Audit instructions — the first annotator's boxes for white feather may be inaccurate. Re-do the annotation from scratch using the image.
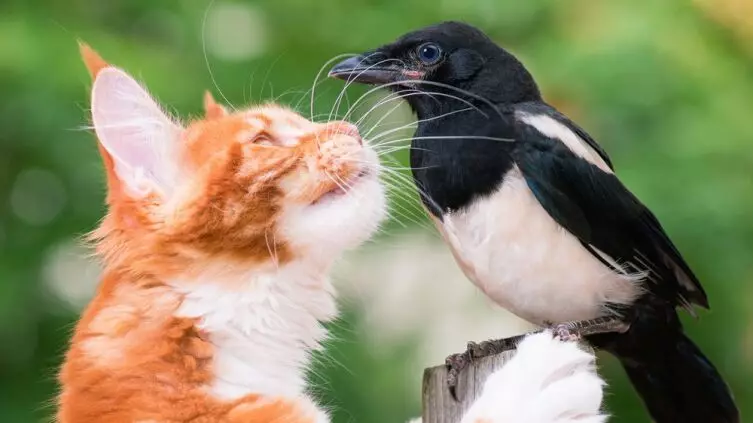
[437,166,643,324]
[516,112,613,174]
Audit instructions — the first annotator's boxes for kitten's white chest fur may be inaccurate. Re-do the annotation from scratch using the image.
[170,262,336,400]
[436,167,641,325]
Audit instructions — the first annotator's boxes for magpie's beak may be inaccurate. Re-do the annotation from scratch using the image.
[328,55,402,85]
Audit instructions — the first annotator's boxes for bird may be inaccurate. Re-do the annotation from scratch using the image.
[329,21,739,423]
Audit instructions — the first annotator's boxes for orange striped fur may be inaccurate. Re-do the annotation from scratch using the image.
[57,44,386,423]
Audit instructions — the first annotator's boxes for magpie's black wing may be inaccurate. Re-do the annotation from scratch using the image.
[512,123,708,310]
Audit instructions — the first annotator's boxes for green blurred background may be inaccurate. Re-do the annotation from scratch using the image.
[1,0,752,422]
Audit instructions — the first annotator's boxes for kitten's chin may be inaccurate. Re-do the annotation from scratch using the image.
[310,168,373,206]
[281,170,386,260]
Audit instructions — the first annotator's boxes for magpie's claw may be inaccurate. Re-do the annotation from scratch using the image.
[445,350,470,401]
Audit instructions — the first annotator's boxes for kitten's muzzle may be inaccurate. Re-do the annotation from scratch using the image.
[322,121,362,145]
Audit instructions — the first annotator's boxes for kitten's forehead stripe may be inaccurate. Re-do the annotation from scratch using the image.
[244,117,267,128]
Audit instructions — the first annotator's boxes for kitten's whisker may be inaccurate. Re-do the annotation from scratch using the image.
[365,122,416,143]
[340,160,406,176]
[368,107,475,146]
[355,91,419,139]
[259,53,285,101]
[244,67,258,104]
[201,0,233,109]
[348,88,442,129]
[329,53,387,122]
[343,71,416,126]
[336,57,410,122]
[370,166,435,230]
[353,89,413,129]
[345,89,486,151]
[376,166,416,187]
[293,85,329,117]
[327,172,393,230]
[346,89,428,145]
[338,80,488,127]
[272,89,309,104]
[384,196,432,230]
[362,90,481,127]
[373,181,422,229]
[374,135,515,149]
[329,57,403,124]
[373,145,433,155]
[325,158,427,229]
[334,173,356,192]
[324,171,352,194]
[309,53,361,121]
[378,154,443,217]
[385,79,504,120]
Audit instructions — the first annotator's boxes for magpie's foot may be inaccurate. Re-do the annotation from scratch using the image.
[445,348,471,401]
[552,322,582,342]
[546,316,631,342]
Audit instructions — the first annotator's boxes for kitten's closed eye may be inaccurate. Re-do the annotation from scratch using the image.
[253,132,275,146]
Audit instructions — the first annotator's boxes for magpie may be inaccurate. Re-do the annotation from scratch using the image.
[329,21,739,423]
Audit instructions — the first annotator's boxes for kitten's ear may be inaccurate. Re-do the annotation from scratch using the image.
[90,67,183,197]
[79,41,109,78]
[203,91,227,119]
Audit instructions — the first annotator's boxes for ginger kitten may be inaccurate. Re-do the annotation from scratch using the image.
[58,44,385,422]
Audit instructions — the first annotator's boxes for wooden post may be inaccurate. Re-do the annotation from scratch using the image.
[421,350,517,423]
[421,336,597,423]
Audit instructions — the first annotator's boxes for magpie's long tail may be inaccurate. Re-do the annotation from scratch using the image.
[590,313,739,423]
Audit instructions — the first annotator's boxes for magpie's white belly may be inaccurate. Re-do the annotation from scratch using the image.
[435,167,642,325]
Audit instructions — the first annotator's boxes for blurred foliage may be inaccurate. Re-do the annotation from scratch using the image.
[1,0,752,422]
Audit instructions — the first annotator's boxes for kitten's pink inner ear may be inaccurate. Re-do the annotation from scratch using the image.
[91,68,183,196]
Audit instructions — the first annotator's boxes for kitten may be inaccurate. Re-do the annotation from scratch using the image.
[58,44,607,423]
[58,44,386,422]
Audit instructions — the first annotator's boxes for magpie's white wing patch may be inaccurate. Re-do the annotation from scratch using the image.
[516,112,613,174]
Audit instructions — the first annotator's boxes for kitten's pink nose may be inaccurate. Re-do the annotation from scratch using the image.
[325,121,362,145]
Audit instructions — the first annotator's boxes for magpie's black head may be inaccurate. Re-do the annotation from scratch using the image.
[329,21,541,115]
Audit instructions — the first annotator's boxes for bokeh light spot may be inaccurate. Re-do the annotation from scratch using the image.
[10,168,67,226]
[43,240,101,311]
[205,2,268,62]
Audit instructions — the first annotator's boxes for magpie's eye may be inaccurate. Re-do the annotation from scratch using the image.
[416,43,442,65]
